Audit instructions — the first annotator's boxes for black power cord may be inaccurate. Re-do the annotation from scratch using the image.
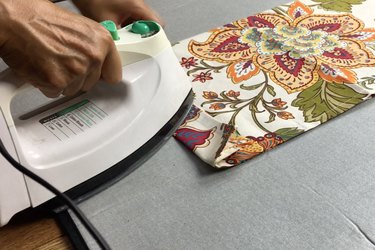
[0,139,111,250]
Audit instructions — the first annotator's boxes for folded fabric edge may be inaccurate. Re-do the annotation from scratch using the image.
[173,104,287,168]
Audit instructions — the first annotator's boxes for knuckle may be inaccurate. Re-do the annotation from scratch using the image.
[96,26,113,44]
[66,60,88,76]
[104,32,113,43]
[98,25,112,38]
[87,49,103,66]
[101,32,114,46]
[48,74,68,90]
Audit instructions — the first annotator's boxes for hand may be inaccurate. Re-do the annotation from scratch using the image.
[0,0,122,98]
[73,0,164,28]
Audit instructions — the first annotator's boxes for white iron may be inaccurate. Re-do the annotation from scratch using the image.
[0,21,192,226]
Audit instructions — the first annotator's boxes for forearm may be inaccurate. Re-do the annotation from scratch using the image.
[0,0,10,47]
[0,0,42,48]
[71,0,91,12]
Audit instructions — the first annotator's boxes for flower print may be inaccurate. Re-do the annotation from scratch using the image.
[226,90,240,98]
[209,103,226,110]
[271,98,287,108]
[318,63,357,84]
[203,91,218,99]
[277,111,295,120]
[226,60,260,84]
[188,0,375,93]
[247,133,284,151]
[180,56,198,69]
[287,0,313,18]
[192,72,213,83]
[225,133,283,165]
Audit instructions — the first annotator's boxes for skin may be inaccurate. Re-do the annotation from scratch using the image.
[0,0,162,98]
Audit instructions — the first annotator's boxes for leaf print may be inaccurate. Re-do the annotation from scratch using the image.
[311,0,366,13]
[357,75,375,90]
[274,127,305,141]
[292,78,368,123]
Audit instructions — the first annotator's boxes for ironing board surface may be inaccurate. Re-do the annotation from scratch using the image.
[46,0,375,249]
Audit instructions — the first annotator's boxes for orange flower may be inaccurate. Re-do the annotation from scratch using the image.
[226,60,260,84]
[271,98,287,108]
[203,91,218,99]
[209,103,226,110]
[227,90,240,98]
[277,112,295,120]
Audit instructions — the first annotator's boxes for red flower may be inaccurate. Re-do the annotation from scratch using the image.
[277,111,295,120]
[203,91,218,99]
[209,103,225,110]
[192,72,213,83]
[180,57,198,69]
[271,98,287,108]
[227,90,240,98]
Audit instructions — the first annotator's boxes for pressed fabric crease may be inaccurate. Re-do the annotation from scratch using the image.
[173,0,375,168]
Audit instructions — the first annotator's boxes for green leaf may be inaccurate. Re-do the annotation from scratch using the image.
[311,0,365,12]
[186,67,207,76]
[267,85,276,97]
[250,103,263,113]
[265,113,276,123]
[240,82,264,91]
[171,41,180,47]
[200,60,228,72]
[220,91,229,100]
[292,79,367,123]
[274,127,305,141]
[229,102,241,108]
[358,75,375,90]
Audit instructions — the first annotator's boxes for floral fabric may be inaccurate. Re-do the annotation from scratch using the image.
[173,0,375,168]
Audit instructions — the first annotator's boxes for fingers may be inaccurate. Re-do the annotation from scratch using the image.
[132,5,164,27]
[101,41,122,84]
[37,43,121,97]
[62,75,85,96]
[61,41,122,95]
[37,73,93,98]
[38,87,63,98]
[82,68,102,92]
[28,78,63,98]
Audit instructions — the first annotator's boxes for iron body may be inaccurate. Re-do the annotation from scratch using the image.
[0,22,192,225]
